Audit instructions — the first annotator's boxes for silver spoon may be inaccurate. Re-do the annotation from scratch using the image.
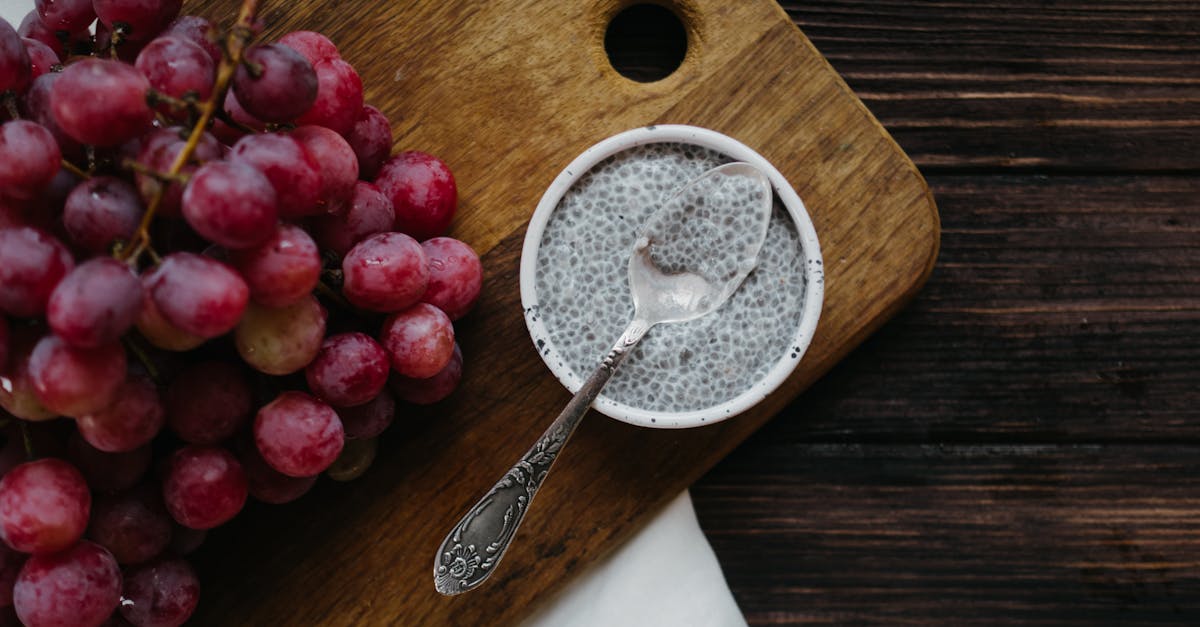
[433,161,774,595]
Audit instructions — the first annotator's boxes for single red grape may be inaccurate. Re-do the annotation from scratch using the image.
[380,302,455,379]
[46,258,142,349]
[0,121,61,202]
[233,43,317,123]
[0,19,30,95]
[20,73,82,162]
[236,438,317,505]
[21,38,59,80]
[181,161,278,249]
[134,279,206,352]
[341,232,428,312]
[310,180,394,257]
[87,484,171,565]
[0,227,73,318]
[420,237,482,320]
[144,252,249,339]
[66,433,151,493]
[228,133,322,219]
[234,296,327,376]
[13,541,121,627]
[336,388,395,440]
[0,458,90,554]
[345,105,391,180]
[294,58,363,135]
[0,543,24,607]
[28,334,125,418]
[305,332,389,407]
[278,30,339,65]
[254,391,344,478]
[34,0,96,33]
[390,342,463,405]
[161,445,246,530]
[50,58,154,147]
[119,558,199,627]
[0,329,57,422]
[375,151,458,240]
[76,374,163,453]
[93,0,181,42]
[229,223,321,307]
[165,360,252,445]
[62,176,144,255]
[135,35,215,105]
[291,125,358,213]
[163,15,219,63]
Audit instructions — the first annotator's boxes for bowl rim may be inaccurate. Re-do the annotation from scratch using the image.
[519,124,824,429]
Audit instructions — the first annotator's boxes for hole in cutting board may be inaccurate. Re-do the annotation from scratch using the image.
[604,3,688,82]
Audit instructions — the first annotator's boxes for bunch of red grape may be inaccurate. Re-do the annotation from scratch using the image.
[0,1,482,625]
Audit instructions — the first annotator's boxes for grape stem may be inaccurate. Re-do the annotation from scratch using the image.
[60,159,91,180]
[18,420,35,461]
[122,335,161,383]
[118,0,262,265]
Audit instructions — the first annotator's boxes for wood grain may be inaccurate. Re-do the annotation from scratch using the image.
[179,0,938,624]
[697,2,1200,625]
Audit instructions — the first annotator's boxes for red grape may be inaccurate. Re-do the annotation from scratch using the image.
[390,342,463,405]
[0,329,57,421]
[76,374,163,453]
[420,237,482,320]
[295,58,363,135]
[34,0,96,33]
[135,35,215,106]
[219,90,265,135]
[229,223,321,307]
[310,180,394,257]
[62,176,144,255]
[345,105,391,180]
[278,30,339,65]
[291,125,358,213]
[0,458,90,554]
[254,391,344,477]
[87,484,171,565]
[375,151,457,241]
[0,227,73,318]
[0,19,30,95]
[236,439,317,505]
[93,0,182,42]
[336,388,395,440]
[50,59,154,147]
[0,121,61,202]
[21,38,59,80]
[20,74,81,163]
[165,361,252,445]
[325,436,376,482]
[119,558,199,627]
[13,541,121,627]
[144,252,248,339]
[161,445,246,530]
[0,543,24,607]
[163,15,219,64]
[134,281,206,352]
[93,18,146,62]
[341,232,428,312]
[46,258,142,349]
[66,434,151,494]
[228,133,322,219]
[17,11,72,59]
[133,128,221,219]
[181,161,278,249]
[28,334,126,418]
[305,332,389,407]
[233,43,317,123]
[380,302,455,379]
[235,296,327,375]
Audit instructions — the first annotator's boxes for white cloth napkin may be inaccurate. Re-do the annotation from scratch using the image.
[521,491,747,627]
[0,3,749,624]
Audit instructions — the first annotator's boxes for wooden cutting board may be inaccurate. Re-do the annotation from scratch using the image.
[186,0,938,624]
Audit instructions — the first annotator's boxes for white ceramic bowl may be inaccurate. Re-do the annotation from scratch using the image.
[520,125,824,428]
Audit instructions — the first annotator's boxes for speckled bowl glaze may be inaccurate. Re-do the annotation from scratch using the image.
[520,125,824,429]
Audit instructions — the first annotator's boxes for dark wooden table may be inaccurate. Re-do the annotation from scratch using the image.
[692,2,1200,624]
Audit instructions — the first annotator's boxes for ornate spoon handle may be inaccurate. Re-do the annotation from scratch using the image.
[433,317,651,595]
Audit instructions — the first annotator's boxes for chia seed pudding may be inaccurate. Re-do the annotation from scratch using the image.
[532,142,809,414]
